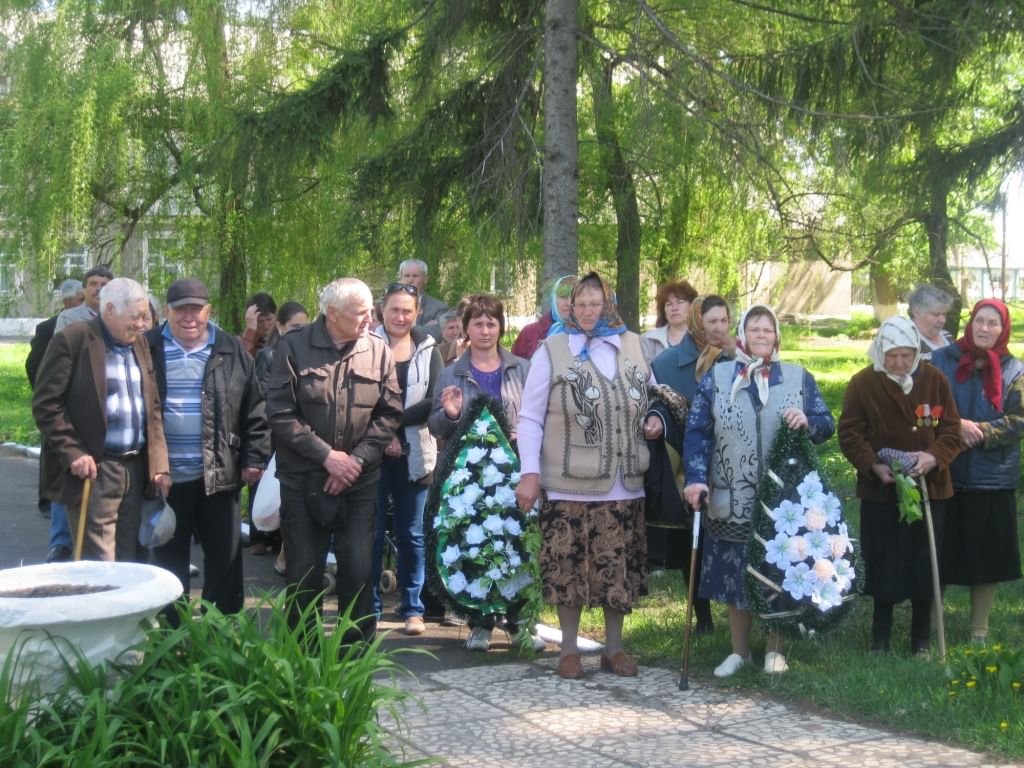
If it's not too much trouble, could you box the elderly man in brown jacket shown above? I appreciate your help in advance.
[267,277,402,645]
[33,277,171,562]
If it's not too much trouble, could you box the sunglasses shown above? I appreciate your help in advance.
[385,282,419,297]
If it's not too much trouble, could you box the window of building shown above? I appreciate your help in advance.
[0,253,18,294]
[144,233,182,294]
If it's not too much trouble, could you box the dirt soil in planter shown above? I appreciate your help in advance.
[0,584,118,598]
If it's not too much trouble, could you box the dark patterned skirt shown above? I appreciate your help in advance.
[941,490,1021,585]
[697,529,749,609]
[539,498,647,612]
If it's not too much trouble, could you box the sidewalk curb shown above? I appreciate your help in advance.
[0,442,39,460]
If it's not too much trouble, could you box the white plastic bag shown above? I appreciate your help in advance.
[252,454,281,531]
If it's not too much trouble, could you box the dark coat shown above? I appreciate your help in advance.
[32,316,169,504]
[838,362,962,502]
[146,323,270,494]
[25,314,58,388]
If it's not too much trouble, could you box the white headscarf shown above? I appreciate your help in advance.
[868,317,921,395]
[731,304,781,405]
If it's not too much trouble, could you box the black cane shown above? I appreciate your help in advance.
[678,494,705,691]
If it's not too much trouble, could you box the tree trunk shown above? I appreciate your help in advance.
[922,175,963,336]
[869,260,898,321]
[587,52,641,330]
[217,194,247,334]
[541,0,579,289]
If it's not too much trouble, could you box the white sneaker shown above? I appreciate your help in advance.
[764,651,789,674]
[465,627,492,652]
[713,652,751,678]
[188,563,200,577]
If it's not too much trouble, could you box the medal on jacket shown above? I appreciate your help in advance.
[915,404,943,427]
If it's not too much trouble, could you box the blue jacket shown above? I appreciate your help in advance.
[931,344,1024,490]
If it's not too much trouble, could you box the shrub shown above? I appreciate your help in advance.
[0,594,426,767]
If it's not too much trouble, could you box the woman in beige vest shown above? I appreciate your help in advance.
[516,272,664,680]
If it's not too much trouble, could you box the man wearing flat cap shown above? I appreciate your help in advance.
[146,278,271,620]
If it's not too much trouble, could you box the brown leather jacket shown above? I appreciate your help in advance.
[33,316,169,504]
[266,318,402,484]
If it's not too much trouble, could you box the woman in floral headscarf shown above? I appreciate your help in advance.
[683,304,834,677]
[931,300,1023,643]
[516,271,664,680]
[838,317,961,655]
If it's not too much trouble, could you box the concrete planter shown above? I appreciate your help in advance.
[0,561,182,689]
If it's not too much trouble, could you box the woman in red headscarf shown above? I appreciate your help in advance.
[931,299,1024,644]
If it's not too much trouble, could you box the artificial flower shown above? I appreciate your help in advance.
[481,464,506,488]
[441,545,462,567]
[498,579,519,600]
[770,499,804,536]
[503,517,523,536]
[796,472,826,506]
[473,419,490,437]
[460,483,484,507]
[830,531,852,558]
[448,571,468,594]
[832,558,855,591]
[465,446,489,464]
[804,506,827,531]
[449,467,472,485]
[765,533,791,569]
[782,562,820,600]
[482,514,506,534]
[468,546,480,557]
[490,447,512,466]
[811,578,843,611]
[803,530,832,560]
[822,493,843,526]
[486,567,504,581]
[467,578,490,600]
[494,484,518,508]
[465,524,486,546]
[812,558,835,582]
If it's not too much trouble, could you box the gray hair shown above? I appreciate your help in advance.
[100,278,147,314]
[439,308,460,324]
[907,284,953,317]
[60,279,84,299]
[397,259,428,278]
[148,293,163,317]
[320,278,372,315]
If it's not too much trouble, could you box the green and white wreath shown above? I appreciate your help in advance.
[431,398,540,617]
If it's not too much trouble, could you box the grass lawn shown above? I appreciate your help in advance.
[4,324,1023,758]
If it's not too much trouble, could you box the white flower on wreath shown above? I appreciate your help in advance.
[769,499,804,536]
[764,533,791,569]
[804,506,827,532]
[785,534,807,563]
[510,470,521,484]
[493,484,517,509]
[832,558,855,591]
[811,578,843,611]
[490,447,512,466]
[508,552,522,568]
[465,446,489,465]
[441,545,462,567]
[783,562,819,600]
[503,517,523,536]
[830,531,852,558]
[433,515,443,529]
[446,496,469,520]
[812,558,835,582]
[492,538,506,552]
[467,578,490,600]
[482,514,505,535]
[448,571,468,594]
[465,524,486,546]
[498,579,520,600]
[796,471,826,507]
[460,483,484,507]
[473,419,490,437]
[449,467,472,486]
[468,546,480,557]
[486,567,503,581]
[803,530,832,560]
[822,493,843,526]
[481,464,506,488]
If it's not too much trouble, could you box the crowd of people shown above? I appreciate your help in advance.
[25,263,1021,679]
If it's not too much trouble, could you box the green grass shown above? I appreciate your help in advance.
[541,328,1024,760]
[0,343,38,445]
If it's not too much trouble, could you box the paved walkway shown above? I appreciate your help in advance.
[0,447,1012,766]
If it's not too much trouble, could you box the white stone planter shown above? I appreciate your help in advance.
[0,561,182,689]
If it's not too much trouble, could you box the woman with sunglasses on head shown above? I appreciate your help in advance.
[371,282,444,636]
[428,293,534,651]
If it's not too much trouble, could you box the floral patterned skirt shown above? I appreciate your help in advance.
[538,498,647,612]
[698,530,749,609]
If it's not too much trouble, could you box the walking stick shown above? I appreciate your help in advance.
[73,477,92,561]
[918,477,946,661]
[678,495,705,691]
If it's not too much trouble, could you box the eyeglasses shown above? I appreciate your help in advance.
[385,283,418,297]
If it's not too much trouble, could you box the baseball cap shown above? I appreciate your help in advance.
[166,279,210,308]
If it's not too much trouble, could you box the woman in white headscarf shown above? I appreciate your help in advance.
[838,317,962,655]
[683,305,834,677]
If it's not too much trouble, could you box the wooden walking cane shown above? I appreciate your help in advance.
[73,477,92,561]
[918,477,946,660]
[678,495,705,691]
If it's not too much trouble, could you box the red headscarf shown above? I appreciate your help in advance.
[955,299,1011,411]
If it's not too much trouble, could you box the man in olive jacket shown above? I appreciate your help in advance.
[267,277,402,644]
[146,278,270,620]
[33,278,171,562]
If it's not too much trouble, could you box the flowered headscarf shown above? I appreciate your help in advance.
[955,299,1011,411]
[551,272,625,359]
[868,317,921,395]
[731,304,781,405]
[689,296,726,383]
[546,274,579,336]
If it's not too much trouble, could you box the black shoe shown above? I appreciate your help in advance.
[694,620,715,637]
[38,500,52,519]
[868,636,891,654]
[46,544,72,563]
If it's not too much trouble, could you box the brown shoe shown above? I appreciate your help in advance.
[556,653,585,680]
[600,651,638,677]
[403,616,426,636]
